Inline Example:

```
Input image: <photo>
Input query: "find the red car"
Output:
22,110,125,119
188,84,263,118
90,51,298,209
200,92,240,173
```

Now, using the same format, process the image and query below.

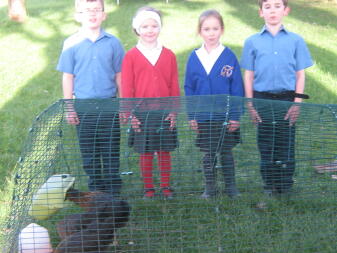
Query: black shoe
263,187,276,197
143,189,155,200
161,187,173,200
224,186,241,199
200,191,216,199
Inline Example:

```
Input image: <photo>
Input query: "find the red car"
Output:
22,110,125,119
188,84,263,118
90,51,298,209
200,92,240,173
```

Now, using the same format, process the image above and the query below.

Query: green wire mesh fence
1,95,337,252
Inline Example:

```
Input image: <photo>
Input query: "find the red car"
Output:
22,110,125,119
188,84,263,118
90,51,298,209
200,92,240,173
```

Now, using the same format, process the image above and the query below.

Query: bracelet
294,93,310,99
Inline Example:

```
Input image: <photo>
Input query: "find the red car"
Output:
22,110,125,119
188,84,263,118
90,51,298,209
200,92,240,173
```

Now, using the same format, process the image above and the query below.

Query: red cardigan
121,47,180,98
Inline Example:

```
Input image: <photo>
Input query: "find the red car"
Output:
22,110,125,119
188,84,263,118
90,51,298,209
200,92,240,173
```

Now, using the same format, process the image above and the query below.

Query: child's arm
115,72,122,97
165,53,180,130
294,69,306,103
227,58,244,132
169,54,180,97
183,55,198,130
62,73,79,125
284,69,306,125
244,70,261,124
62,73,74,99
243,70,254,99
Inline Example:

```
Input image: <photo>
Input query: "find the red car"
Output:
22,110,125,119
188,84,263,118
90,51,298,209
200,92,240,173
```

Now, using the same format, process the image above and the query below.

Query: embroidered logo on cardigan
221,65,234,77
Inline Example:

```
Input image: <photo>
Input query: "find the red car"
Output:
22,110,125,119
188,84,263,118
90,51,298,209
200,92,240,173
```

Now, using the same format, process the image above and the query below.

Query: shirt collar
260,25,288,35
78,28,111,40
198,43,225,56
136,41,163,52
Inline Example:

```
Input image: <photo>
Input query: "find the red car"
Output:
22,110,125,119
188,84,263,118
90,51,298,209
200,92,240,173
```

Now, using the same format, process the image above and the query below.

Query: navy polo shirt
57,30,124,98
240,26,313,92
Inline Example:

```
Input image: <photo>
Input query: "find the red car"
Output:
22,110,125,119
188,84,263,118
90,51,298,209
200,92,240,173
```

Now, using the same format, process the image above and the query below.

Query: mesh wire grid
2,95,337,253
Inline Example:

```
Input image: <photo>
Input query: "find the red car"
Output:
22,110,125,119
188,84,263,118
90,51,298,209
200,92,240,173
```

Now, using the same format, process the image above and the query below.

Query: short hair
75,0,105,11
197,9,224,33
258,0,288,8
132,6,162,36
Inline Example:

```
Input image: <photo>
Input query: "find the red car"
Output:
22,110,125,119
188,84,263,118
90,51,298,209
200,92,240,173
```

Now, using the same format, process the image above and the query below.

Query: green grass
1,0,337,251
2,97,337,252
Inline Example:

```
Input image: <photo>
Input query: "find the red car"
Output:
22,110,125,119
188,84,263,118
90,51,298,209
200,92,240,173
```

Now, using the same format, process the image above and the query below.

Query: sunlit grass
0,0,337,250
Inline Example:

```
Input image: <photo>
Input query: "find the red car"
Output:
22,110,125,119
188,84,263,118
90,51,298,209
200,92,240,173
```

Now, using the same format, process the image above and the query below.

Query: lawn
0,0,337,252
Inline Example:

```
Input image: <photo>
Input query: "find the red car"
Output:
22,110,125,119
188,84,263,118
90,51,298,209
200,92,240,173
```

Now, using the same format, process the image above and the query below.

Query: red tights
139,151,171,190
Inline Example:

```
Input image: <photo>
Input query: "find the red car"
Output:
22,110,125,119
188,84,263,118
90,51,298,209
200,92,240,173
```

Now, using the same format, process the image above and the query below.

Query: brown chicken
54,188,130,253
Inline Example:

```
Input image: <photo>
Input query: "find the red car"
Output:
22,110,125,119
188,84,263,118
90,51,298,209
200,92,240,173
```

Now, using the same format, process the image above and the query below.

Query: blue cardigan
184,47,244,121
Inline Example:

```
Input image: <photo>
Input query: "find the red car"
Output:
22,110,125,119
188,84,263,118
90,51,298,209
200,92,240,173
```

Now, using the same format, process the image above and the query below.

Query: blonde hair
197,9,224,33
258,0,288,8
75,0,105,11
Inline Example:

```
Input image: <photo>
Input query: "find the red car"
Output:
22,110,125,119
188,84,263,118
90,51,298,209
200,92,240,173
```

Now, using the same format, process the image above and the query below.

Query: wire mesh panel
2,95,337,252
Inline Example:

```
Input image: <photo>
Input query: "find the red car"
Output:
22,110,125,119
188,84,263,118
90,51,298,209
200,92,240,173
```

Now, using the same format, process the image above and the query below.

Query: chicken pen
2,95,337,252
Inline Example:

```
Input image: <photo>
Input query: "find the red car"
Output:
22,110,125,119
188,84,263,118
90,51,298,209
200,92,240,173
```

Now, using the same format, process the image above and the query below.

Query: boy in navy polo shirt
240,0,313,195
57,0,124,196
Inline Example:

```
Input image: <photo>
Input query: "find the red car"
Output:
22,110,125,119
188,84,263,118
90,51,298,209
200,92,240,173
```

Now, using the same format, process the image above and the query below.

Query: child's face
138,18,160,45
76,1,106,30
199,16,224,48
259,0,289,27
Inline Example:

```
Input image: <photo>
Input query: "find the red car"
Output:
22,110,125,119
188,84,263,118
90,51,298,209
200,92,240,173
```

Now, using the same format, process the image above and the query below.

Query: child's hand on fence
131,116,141,132
285,104,301,126
247,103,262,125
188,120,198,132
119,112,129,124
165,113,177,130
66,111,80,125
227,120,240,132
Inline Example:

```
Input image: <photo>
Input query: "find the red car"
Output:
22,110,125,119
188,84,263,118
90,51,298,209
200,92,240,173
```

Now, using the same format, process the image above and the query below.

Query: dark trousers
76,112,121,194
197,121,240,195
254,91,296,193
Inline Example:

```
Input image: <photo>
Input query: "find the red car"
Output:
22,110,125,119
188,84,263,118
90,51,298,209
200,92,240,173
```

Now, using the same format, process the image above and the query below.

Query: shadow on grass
0,0,336,188
0,0,208,188
224,0,337,105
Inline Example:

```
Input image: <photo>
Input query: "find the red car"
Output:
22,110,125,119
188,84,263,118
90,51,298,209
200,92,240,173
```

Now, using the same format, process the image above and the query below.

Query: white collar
196,44,225,74
136,41,163,66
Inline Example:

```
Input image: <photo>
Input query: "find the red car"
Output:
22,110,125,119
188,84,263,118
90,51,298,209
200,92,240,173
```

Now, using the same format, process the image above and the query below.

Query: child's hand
188,120,198,131
131,116,141,132
165,113,177,130
247,105,262,125
66,111,80,125
284,104,300,126
119,112,129,124
227,120,240,132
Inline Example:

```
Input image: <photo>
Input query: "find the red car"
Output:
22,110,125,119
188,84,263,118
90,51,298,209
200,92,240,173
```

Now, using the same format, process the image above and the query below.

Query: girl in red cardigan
121,6,180,199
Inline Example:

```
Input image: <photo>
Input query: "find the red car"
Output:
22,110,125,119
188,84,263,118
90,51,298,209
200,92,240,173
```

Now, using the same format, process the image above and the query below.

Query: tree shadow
0,0,208,188
225,0,337,30
305,42,337,104
224,0,337,104
289,1,337,30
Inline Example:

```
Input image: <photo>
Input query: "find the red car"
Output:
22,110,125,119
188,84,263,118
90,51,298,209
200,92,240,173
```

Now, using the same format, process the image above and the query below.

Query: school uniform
57,30,124,195
184,44,244,197
121,43,180,194
241,25,313,193
122,45,180,153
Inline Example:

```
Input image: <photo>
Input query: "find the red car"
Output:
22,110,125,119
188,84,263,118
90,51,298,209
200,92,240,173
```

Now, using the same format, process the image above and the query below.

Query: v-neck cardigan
184,47,243,97
184,47,244,121
121,47,180,99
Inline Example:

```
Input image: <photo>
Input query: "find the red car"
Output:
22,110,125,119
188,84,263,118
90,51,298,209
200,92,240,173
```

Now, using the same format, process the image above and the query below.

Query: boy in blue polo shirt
240,0,313,195
57,0,124,196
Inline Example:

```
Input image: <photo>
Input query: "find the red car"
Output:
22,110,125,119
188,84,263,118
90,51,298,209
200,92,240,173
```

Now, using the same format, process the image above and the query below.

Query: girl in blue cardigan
184,9,244,198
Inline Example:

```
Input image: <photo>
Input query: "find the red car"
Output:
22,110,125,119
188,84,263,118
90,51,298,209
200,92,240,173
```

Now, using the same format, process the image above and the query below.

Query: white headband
132,10,162,34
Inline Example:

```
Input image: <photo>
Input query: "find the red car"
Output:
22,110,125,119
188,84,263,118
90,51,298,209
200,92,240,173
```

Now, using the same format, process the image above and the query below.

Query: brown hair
258,0,288,8
197,9,224,33
75,0,105,11
132,6,162,36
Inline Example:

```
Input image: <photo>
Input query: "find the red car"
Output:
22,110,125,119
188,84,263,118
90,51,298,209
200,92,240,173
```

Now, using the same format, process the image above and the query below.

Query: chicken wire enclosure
2,95,337,253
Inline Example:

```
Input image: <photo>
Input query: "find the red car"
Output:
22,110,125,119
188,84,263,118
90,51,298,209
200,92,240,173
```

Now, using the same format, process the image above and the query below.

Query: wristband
294,93,310,99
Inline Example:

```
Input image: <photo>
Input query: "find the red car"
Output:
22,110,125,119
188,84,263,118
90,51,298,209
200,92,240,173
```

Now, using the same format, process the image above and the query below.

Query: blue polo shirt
240,26,313,92
57,30,124,99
